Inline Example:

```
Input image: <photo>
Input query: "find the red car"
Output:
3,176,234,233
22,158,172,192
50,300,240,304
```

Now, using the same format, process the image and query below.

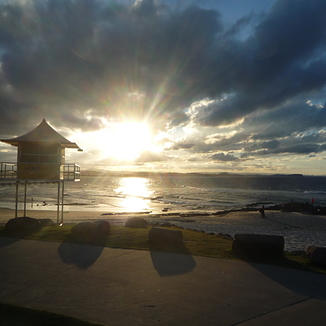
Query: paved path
1,237,326,325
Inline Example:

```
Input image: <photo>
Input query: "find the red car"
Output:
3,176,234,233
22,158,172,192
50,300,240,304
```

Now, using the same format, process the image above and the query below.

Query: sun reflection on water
115,177,153,212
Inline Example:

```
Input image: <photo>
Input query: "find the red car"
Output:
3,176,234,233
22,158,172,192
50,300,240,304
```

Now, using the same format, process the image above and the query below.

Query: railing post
61,180,64,225
15,182,19,218
57,181,60,225
23,181,27,217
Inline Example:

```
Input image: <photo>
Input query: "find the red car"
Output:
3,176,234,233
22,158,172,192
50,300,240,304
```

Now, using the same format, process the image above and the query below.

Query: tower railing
0,162,80,181
61,163,81,181
0,162,17,180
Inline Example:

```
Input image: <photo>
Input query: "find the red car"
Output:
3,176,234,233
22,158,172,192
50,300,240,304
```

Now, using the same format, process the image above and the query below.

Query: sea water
1,174,326,213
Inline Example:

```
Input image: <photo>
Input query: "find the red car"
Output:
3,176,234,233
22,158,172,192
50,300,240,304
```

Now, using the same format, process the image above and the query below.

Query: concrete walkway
1,237,326,325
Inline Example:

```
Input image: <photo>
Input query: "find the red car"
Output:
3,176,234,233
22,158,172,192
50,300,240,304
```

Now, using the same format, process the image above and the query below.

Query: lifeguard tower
0,119,82,224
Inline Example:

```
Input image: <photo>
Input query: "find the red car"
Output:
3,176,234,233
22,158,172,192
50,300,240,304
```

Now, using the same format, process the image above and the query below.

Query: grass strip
0,224,324,274
0,302,104,326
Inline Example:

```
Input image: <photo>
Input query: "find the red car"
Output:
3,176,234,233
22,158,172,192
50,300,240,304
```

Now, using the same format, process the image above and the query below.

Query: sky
0,0,326,175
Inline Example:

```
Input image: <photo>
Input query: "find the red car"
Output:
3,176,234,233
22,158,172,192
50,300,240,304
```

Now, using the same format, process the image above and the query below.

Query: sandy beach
1,207,326,251
0,208,109,225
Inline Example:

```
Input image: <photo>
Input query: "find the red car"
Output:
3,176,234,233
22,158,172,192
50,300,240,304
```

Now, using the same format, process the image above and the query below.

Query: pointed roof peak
0,119,80,149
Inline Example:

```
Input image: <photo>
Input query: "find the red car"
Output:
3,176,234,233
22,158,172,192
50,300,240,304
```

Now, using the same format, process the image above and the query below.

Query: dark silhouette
149,228,196,276
58,221,110,269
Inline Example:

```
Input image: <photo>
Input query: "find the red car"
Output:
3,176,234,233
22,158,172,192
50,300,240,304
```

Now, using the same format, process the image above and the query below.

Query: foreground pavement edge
1,237,326,326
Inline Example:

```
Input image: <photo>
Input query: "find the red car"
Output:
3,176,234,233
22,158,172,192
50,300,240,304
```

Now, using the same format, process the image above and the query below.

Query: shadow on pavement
247,257,326,299
0,227,41,248
0,232,21,248
58,223,109,269
149,242,196,277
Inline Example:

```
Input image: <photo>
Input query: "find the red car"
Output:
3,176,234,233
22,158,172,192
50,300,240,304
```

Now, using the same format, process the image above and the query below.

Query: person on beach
259,205,265,218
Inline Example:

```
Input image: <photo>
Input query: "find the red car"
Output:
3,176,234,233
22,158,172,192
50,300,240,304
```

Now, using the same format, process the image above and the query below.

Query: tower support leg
15,182,19,218
23,181,27,217
61,181,64,225
57,181,60,224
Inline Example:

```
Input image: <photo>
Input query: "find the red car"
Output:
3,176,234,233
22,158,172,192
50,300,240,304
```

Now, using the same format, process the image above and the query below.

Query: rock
94,220,111,235
289,250,306,256
5,217,41,233
71,222,93,235
70,221,110,244
38,219,55,227
149,227,183,249
160,222,172,227
217,233,233,240
280,202,315,213
125,217,148,228
306,246,326,267
232,234,284,258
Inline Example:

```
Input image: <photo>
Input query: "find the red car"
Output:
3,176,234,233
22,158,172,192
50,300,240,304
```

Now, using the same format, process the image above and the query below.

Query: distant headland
81,170,309,178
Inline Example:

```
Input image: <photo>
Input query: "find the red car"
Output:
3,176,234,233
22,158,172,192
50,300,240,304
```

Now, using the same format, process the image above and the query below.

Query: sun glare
115,177,153,212
72,121,153,162
109,122,151,160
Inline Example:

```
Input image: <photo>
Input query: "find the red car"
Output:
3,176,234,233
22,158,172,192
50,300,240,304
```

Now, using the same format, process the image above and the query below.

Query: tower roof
0,119,80,149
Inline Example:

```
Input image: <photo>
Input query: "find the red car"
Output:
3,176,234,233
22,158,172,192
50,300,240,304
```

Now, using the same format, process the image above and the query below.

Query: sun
70,121,153,162
106,122,151,160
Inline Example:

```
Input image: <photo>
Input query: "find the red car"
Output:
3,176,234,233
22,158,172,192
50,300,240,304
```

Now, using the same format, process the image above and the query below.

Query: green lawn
0,224,324,273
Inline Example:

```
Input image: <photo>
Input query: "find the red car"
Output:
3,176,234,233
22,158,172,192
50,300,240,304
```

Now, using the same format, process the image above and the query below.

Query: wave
304,190,326,194
176,196,202,201
207,188,241,193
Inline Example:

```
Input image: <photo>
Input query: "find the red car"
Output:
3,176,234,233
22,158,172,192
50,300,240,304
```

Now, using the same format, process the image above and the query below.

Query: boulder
94,220,111,235
71,222,94,237
70,221,110,244
38,219,55,227
125,217,148,228
5,217,41,233
149,227,183,249
306,246,326,267
232,234,284,258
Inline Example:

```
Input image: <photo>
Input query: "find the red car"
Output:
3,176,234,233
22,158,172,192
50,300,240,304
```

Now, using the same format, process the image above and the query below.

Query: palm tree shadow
149,242,196,277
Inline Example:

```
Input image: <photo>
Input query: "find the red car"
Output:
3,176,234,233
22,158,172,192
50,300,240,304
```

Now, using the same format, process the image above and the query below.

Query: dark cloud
250,102,326,140
261,139,280,149
239,127,326,157
1,0,324,133
194,0,326,126
211,152,238,161
204,130,251,150
171,142,194,150
256,143,322,155
0,0,223,133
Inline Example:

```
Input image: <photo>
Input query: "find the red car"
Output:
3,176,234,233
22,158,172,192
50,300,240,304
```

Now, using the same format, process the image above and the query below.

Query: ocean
1,174,326,214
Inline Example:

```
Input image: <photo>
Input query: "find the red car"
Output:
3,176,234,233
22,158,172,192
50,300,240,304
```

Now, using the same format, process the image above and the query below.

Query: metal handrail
0,162,80,181
61,163,81,181
0,162,17,179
